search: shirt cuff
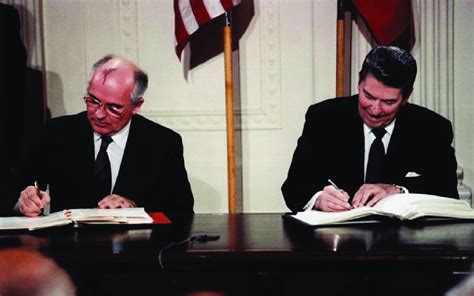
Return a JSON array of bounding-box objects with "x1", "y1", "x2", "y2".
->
[
  {"x1": 392, "y1": 184, "x2": 409, "y2": 194},
  {"x1": 302, "y1": 191, "x2": 323, "y2": 211}
]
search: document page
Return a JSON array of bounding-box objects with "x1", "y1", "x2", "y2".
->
[
  {"x1": 0, "y1": 211, "x2": 71, "y2": 230},
  {"x1": 291, "y1": 193, "x2": 474, "y2": 226},
  {"x1": 374, "y1": 194, "x2": 474, "y2": 220},
  {"x1": 293, "y1": 207, "x2": 380, "y2": 226},
  {"x1": 68, "y1": 208, "x2": 153, "y2": 224}
]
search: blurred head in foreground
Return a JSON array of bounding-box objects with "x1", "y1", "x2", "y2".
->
[{"x1": 0, "y1": 248, "x2": 76, "y2": 296}]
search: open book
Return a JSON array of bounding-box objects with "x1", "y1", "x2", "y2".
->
[
  {"x1": 289, "y1": 193, "x2": 474, "y2": 226},
  {"x1": 0, "y1": 208, "x2": 155, "y2": 231}
]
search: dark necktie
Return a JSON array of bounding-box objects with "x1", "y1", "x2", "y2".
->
[
  {"x1": 365, "y1": 128, "x2": 387, "y2": 183},
  {"x1": 94, "y1": 135, "x2": 113, "y2": 199}
]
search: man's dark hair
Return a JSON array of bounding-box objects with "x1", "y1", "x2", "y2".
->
[{"x1": 359, "y1": 46, "x2": 417, "y2": 99}]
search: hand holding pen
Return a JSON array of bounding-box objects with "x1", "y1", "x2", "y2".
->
[
  {"x1": 18, "y1": 181, "x2": 51, "y2": 217},
  {"x1": 314, "y1": 179, "x2": 352, "y2": 212}
]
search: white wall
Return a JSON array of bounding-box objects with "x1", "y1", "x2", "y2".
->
[
  {"x1": 41, "y1": 0, "x2": 473, "y2": 213},
  {"x1": 454, "y1": 0, "x2": 474, "y2": 196},
  {"x1": 42, "y1": 0, "x2": 336, "y2": 213}
]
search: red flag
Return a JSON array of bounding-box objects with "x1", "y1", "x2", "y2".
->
[
  {"x1": 352, "y1": 0, "x2": 415, "y2": 50},
  {"x1": 174, "y1": 0, "x2": 241, "y2": 60}
]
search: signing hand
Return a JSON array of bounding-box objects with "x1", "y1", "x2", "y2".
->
[
  {"x1": 98, "y1": 194, "x2": 136, "y2": 209},
  {"x1": 18, "y1": 186, "x2": 51, "y2": 217},
  {"x1": 315, "y1": 185, "x2": 352, "y2": 212},
  {"x1": 352, "y1": 183, "x2": 400, "y2": 208}
]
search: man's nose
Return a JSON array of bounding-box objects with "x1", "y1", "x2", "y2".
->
[
  {"x1": 369, "y1": 101, "x2": 382, "y2": 115},
  {"x1": 95, "y1": 105, "x2": 107, "y2": 119}
]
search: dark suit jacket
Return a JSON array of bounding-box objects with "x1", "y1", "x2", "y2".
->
[
  {"x1": 282, "y1": 95, "x2": 459, "y2": 212},
  {"x1": 23, "y1": 112, "x2": 194, "y2": 215},
  {"x1": 0, "y1": 4, "x2": 27, "y2": 215}
]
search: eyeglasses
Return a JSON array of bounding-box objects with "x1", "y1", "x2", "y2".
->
[{"x1": 83, "y1": 95, "x2": 125, "y2": 118}]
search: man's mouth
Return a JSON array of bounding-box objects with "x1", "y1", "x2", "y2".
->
[
  {"x1": 367, "y1": 113, "x2": 383, "y2": 120},
  {"x1": 92, "y1": 121, "x2": 107, "y2": 127}
]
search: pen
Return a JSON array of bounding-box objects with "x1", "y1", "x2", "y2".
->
[
  {"x1": 328, "y1": 179, "x2": 353, "y2": 208},
  {"x1": 34, "y1": 181, "x2": 41, "y2": 195},
  {"x1": 327, "y1": 179, "x2": 340, "y2": 191},
  {"x1": 34, "y1": 181, "x2": 45, "y2": 215}
]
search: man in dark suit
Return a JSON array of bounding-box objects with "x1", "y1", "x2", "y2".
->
[
  {"x1": 16, "y1": 55, "x2": 193, "y2": 216},
  {"x1": 282, "y1": 46, "x2": 458, "y2": 213},
  {"x1": 0, "y1": 4, "x2": 27, "y2": 216}
]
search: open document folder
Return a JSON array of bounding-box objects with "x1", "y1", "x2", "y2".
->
[
  {"x1": 0, "y1": 208, "x2": 154, "y2": 231},
  {"x1": 289, "y1": 193, "x2": 474, "y2": 226}
]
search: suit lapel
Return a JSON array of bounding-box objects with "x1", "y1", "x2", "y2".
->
[
  {"x1": 348, "y1": 114, "x2": 365, "y2": 191},
  {"x1": 335, "y1": 97, "x2": 365, "y2": 194},
  {"x1": 77, "y1": 113, "x2": 95, "y2": 181},
  {"x1": 384, "y1": 107, "x2": 410, "y2": 181},
  {"x1": 113, "y1": 116, "x2": 139, "y2": 194}
]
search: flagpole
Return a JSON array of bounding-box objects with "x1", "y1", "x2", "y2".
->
[
  {"x1": 223, "y1": 12, "x2": 237, "y2": 214},
  {"x1": 336, "y1": 0, "x2": 346, "y2": 97}
]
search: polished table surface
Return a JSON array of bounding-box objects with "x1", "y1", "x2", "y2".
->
[{"x1": 2, "y1": 213, "x2": 474, "y2": 295}]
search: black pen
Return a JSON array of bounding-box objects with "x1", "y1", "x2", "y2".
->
[
  {"x1": 34, "y1": 181, "x2": 41, "y2": 196},
  {"x1": 34, "y1": 181, "x2": 45, "y2": 215},
  {"x1": 328, "y1": 179, "x2": 353, "y2": 208}
]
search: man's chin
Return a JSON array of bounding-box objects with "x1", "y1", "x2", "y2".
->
[
  {"x1": 364, "y1": 118, "x2": 386, "y2": 128},
  {"x1": 91, "y1": 125, "x2": 112, "y2": 136}
]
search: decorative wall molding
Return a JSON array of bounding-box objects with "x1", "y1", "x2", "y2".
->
[
  {"x1": 141, "y1": 1, "x2": 282, "y2": 130},
  {"x1": 120, "y1": 0, "x2": 139, "y2": 62},
  {"x1": 350, "y1": 0, "x2": 454, "y2": 122}
]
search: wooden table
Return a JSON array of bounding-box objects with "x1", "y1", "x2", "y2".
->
[{"x1": 2, "y1": 213, "x2": 474, "y2": 295}]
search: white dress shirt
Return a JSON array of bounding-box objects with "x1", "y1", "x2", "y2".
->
[
  {"x1": 362, "y1": 120, "x2": 395, "y2": 178},
  {"x1": 93, "y1": 121, "x2": 131, "y2": 192},
  {"x1": 13, "y1": 121, "x2": 132, "y2": 214},
  {"x1": 303, "y1": 120, "x2": 397, "y2": 211}
]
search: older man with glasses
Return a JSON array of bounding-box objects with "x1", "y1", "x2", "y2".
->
[{"x1": 15, "y1": 55, "x2": 194, "y2": 216}]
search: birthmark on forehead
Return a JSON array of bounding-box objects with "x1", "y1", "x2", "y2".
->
[{"x1": 101, "y1": 68, "x2": 116, "y2": 84}]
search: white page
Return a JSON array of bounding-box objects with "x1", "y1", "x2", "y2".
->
[
  {"x1": 68, "y1": 208, "x2": 153, "y2": 223},
  {"x1": 0, "y1": 211, "x2": 70, "y2": 230},
  {"x1": 292, "y1": 193, "x2": 474, "y2": 225},
  {"x1": 293, "y1": 207, "x2": 381, "y2": 225}
]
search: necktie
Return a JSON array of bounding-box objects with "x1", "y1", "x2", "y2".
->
[
  {"x1": 365, "y1": 128, "x2": 387, "y2": 183},
  {"x1": 94, "y1": 135, "x2": 113, "y2": 199}
]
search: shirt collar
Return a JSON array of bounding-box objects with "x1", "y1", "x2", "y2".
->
[
  {"x1": 363, "y1": 119, "x2": 396, "y2": 137},
  {"x1": 93, "y1": 120, "x2": 131, "y2": 148}
]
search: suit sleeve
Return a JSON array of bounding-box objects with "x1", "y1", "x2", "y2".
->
[
  {"x1": 159, "y1": 133, "x2": 194, "y2": 214},
  {"x1": 0, "y1": 4, "x2": 27, "y2": 215},
  {"x1": 281, "y1": 105, "x2": 331, "y2": 212},
  {"x1": 399, "y1": 117, "x2": 459, "y2": 199}
]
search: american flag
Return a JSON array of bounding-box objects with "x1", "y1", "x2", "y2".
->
[
  {"x1": 174, "y1": 0, "x2": 241, "y2": 59},
  {"x1": 352, "y1": 0, "x2": 415, "y2": 50}
]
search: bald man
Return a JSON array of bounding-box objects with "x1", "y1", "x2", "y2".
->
[
  {"x1": 0, "y1": 248, "x2": 76, "y2": 296},
  {"x1": 16, "y1": 55, "x2": 194, "y2": 216}
]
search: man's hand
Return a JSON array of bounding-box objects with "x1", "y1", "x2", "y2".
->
[
  {"x1": 98, "y1": 194, "x2": 136, "y2": 209},
  {"x1": 352, "y1": 183, "x2": 400, "y2": 208},
  {"x1": 315, "y1": 185, "x2": 352, "y2": 212},
  {"x1": 18, "y1": 186, "x2": 51, "y2": 217}
]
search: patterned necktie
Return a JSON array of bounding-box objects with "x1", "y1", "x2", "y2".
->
[
  {"x1": 365, "y1": 128, "x2": 387, "y2": 183},
  {"x1": 94, "y1": 135, "x2": 113, "y2": 199}
]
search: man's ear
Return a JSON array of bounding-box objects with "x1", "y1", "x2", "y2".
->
[
  {"x1": 401, "y1": 88, "x2": 413, "y2": 105},
  {"x1": 132, "y1": 97, "x2": 144, "y2": 114}
]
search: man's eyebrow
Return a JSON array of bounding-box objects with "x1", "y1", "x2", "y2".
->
[
  {"x1": 88, "y1": 93, "x2": 101, "y2": 101},
  {"x1": 363, "y1": 89, "x2": 375, "y2": 98},
  {"x1": 364, "y1": 89, "x2": 399, "y2": 101},
  {"x1": 87, "y1": 94, "x2": 123, "y2": 108}
]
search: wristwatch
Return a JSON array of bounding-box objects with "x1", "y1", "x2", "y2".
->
[{"x1": 392, "y1": 184, "x2": 408, "y2": 194}]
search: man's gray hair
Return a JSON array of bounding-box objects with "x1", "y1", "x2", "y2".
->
[{"x1": 88, "y1": 54, "x2": 148, "y2": 105}]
